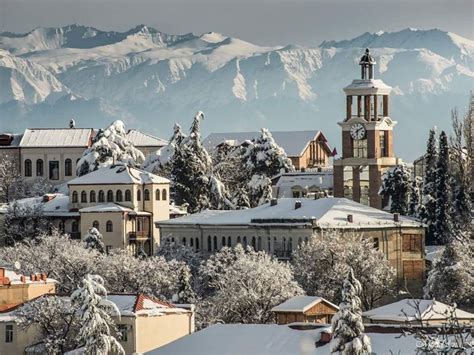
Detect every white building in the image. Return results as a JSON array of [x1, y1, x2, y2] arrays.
[[272, 168, 334, 198]]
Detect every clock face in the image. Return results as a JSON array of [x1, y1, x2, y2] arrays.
[[350, 123, 366, 140]]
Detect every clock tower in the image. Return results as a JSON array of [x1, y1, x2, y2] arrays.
[[333, 49, 401, 209]]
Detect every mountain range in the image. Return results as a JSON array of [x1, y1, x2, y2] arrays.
[[0, 24, 473, 160]]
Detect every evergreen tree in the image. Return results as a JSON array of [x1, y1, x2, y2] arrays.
[[84, 227, 106, 254], [71, 274, 125, 355], [419, 128, 438, 244], [175, 267, 196, 304], [77, 120, 144, 176], [407, 176, 422, 218], [434, 131, 453, 245], [0, 154, 25, 202], [330, 268, 371, 355], [379, 165, 411, 215]]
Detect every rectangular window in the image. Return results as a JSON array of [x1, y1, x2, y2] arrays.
[[402, 234, 422, 253], [353, 139, 367, 158], [49, 161, 59, 180], [5, 324, 13, 343], [117, 324, 128, 342], [380, 131, 387, 157]]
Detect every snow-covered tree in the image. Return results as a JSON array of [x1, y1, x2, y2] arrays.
[[84, 227, 106, 253], [1, 201, 50, 245], [330, 268, 372, 355], [174, 267, 197, 304], [434, 131, 453, 245], [292, 231, 395, 310], [76, 120, 144, 176], [28, 177, 55, 197], [424, 240, 474, 308], [379, 164, 411, 215], [246, 174, 273, 208], [407, 176, 422, 218], [155, 240, 202, 274], [0, 154, 25, 202], [419, 128, 438, 244], [16, 295, 81, 354], [71, 274, 124, 355], [198, 245, 303, 325]]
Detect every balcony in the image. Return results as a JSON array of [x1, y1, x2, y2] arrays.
[[128, 232, 150, 241]]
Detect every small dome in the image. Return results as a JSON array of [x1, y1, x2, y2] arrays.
[[359, 48, 376, 65]]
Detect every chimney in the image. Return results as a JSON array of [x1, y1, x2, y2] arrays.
[[0, 267, 4, 278], [20, 275, 26, 283], [69, 118, 76, 129], [347, 214, 353, 223], [30, 274, 35, 281], [270, 198, 278, 207], [41, 273, 47, 281], [393, 213, 399, 222], [35, 274, 41, 282], [295, 200, 302, 209]]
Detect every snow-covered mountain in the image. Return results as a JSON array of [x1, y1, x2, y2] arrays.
[[0, 25, 473, 160]]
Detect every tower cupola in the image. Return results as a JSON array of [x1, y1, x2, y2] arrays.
[[359, 48, 376, 80]]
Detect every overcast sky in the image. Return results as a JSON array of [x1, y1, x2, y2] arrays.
[[0, 0, 472, 45]]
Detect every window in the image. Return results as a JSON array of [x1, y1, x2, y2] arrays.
[[267, 237, 271, 251], [258, 236, 262, 251], [182, 237, 187, 246], [90, 191, 96, 203], [72, 191, 78, 203], [58, 221, 65, 233], [117, 324, 128, 342], [144, 189, 150, 201], [353, 139, 367, 158], [243, 236, 247, 248], [213, 236, 218, 251], [251, 236, 256, 250], [116, 190, 123, 202], [65, 158, 72, 176], [155, 189, 160, 200], [49, 161, 59, 180], [402, 234, 422, 253], [106, 221, 113, 232], [195, 238, 200, 250], [221, 236, 226, 247], [81, 191, 87, 203], [190, 238, 194, 247], [237, 236, 241, 244], [107, 190, 113, 202], [93, 221, 99, 230], [380, 131, 387, 157], [207, 236, 212, 252], [137, 219, 142, 232], [5, 324, 13, 343], [24, 159, 32, 177], [98, 190, 105, 202], [162, 189, 167, 201], [227, 236, 231, 247], [36, 159, 44, 176], [137, 190, 141, 201], [373, 237, 380, 250], [125, 190, 131, 201], [72, 221, 79, 233]]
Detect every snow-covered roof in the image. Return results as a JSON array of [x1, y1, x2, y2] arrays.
[[274, 170, 333, 197], [343, 79, 392, 95], [1, 268, 57, 286], [19, 128, 93, 147], [272, 296, 338, 313], [107, 294, 188, 317], [0, 194, 78, 217], [203, 130, 331, 157], [68, 165, 170, 185], [146, 324, 424, 355], [0, 133, 23, 148], [157, 198, 423, 229], [79, 203, 134, 213], [126, 129, 168, 147], [363, 299, 474, 322]]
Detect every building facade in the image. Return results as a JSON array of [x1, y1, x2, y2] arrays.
[[156, 197, 425, 289], [333, 49, 402, 209]]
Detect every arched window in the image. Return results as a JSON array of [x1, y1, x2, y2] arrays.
[[36, 159, 44, 176], [93, 221, 99, 230], [196, 238, 200, 250], [106, 220, 113, 232], [107, 190, 113, 202], [72, 191, 78, 203], [237, 236, 241, 244], [227, 236, 231, 247], [24, 159, 32, 177], [155, 189, 160, 200], [207, 236, 212, 252], [137, 190, 141, 201], [116, 190, 123, 202], [288, 238, 293, 252], [190, 238, 194, 247], [267, 237, 271, 251], [182, 237, 187, 246], [144, 189, 150, 201], [125, 190, 131, 201], [98, 190, 105, 202], [72, 221, 79, 233], [243, 236, 247, 248], [90, 190, 96, 203], [251, 236, 256, 250], [81, 191, 87, 203], [213, 236, 218, 251], [222, 236, 226, 247], [65, 159, 72, 176], [258, 236, 262, 251], [162, 189, 167, 201]]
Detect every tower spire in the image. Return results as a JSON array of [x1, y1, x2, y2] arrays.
[[359, 48, 376, 80]]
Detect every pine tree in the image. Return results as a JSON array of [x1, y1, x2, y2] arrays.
[[77, 120, 144, 176], [379, 165, 411, 215], [419, 128, 438, 244], [330, 268, 372, 355], [434, 131, 453, 245], [71, 274, 125, 355], [408, 176, 422, 218], [175, 267, 196, 304], [84, 227, 106, 254]]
